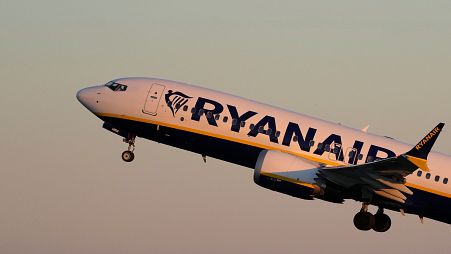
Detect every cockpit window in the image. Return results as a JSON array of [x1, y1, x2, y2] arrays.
[[105, 81, 127, 91]]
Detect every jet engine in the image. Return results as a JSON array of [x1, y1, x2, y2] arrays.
[[253, 150, 323, 200]]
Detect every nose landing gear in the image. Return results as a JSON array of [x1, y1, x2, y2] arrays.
[[353, 204, 392, 232], [122, 134, 136, 162], [122, 150, 134, 162]]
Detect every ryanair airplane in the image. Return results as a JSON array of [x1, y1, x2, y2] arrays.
[[77, 77, 450, 232]]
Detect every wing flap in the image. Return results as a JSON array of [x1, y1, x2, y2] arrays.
[[369, 174, 413, 195], [373, 190, 406, 203]]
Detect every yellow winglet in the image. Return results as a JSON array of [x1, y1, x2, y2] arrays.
[[406, 155, 430, 172]]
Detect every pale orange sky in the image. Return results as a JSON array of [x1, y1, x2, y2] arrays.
[[1, 1, 451, 253]]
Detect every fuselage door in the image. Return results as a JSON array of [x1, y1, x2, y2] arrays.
[[143, 83, 165, 115]]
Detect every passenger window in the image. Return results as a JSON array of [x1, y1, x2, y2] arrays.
[[426, 173, 431, 179], [358, 154, 363, 160], [317, 143, 323, 150], [223, 116, 228, 123], [191, 108, 196, 114], [198, 109, 204, 116], [417, 171, 422, 177], [435, 176, 440, 182], [215, 114, 220, 120], [267, 128, 273, 135], [444, 178, 448, 184], [240, 121, 246, 128], [183, 105, 188, 111], [258, 126, 264, 133], [232, 118, 237, 126], [293, 136, 298, 142], [275, 131, 281, 137], [206, 111, 213, 119], [309, 140, 315, 147], [366, 156, 374, 163], [250, 124, 255, 130], [324, 144, 330, 152]]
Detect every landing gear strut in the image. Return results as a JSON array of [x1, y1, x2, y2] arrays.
[[122, 134, 136, 162], [353, 204, 391, 232]]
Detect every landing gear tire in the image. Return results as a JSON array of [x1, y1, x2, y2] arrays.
[[121, 134, 136, 162], [353, 211, 375, 231], [373, 213, 391, 232], [122, 150, 135, 162]]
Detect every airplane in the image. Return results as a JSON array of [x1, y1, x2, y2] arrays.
[[77, 77, 451, 232]]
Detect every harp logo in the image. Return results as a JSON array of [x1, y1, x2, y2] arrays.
[[165, 90, 192, 117]]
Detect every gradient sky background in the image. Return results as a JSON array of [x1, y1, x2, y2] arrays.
[[1, 1, 451, 253]]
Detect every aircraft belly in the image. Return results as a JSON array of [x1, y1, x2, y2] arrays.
[[405, 187, 451, 224], [100, 116, 262, 169], [100, 115, 451, 224]]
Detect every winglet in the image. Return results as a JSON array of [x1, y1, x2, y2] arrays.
[[405, 123, 445, 171]]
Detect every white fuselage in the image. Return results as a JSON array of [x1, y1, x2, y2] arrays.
[[77, 77, 451, 224]]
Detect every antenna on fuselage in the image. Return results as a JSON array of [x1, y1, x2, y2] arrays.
[[361, 125, 370, 133]]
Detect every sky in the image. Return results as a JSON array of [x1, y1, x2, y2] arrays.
[[1, 0, 451, 253]]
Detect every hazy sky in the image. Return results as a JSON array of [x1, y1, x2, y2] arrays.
[[1, 1, 451, 253]]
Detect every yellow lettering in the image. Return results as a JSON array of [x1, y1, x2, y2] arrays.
[[414, 127, 441, 151]]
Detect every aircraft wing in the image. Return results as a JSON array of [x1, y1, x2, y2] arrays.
[[317, 123, 444, 204]]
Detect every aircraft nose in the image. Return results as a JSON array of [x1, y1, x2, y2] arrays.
[[76, 87, 90, 107], [76, 86, 99, 112]]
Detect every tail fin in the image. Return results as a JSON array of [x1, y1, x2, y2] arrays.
[[405, 123, 445, 171]]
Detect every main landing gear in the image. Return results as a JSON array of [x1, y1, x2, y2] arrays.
[[121, 134, 136, 162], [353, 204, 391, 232]]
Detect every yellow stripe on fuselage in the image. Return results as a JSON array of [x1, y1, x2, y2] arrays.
[[97, 112, 341, 166], [97, 112, 451, 199], [405, 183, 451, 198]]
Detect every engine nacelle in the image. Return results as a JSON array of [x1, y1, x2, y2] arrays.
[[254, 150, 322, 200]]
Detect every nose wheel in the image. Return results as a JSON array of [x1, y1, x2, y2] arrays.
[[122, 150, 135, 162], [122, 134, 136, 162]]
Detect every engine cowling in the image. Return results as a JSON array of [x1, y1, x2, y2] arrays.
[[254, 150, 323, 200]]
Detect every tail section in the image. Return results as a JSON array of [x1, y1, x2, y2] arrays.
[[405, 123, 445, 171]]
